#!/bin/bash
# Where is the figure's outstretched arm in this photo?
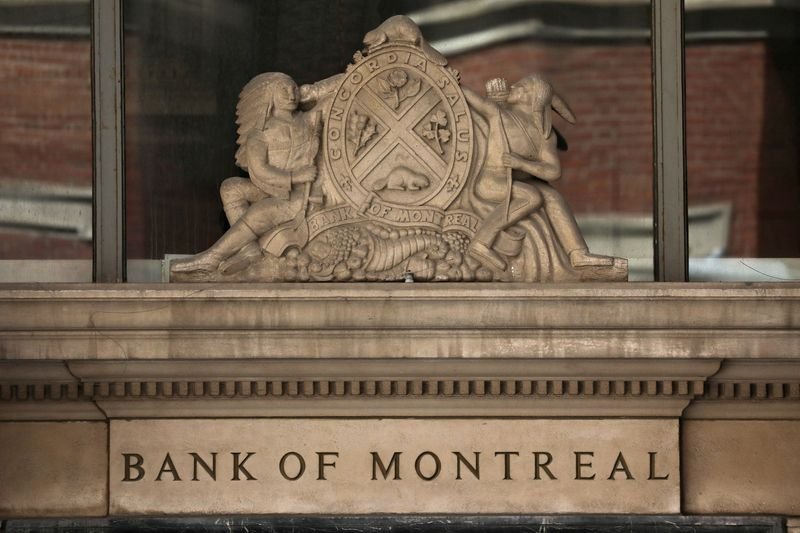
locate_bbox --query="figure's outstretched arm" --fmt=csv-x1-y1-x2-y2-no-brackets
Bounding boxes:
504,133,562,182
300,74,345,108
462,87,498,118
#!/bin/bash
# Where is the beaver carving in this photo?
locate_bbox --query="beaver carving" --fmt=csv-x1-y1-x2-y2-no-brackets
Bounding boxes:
372,166,430,192
362,15,447,66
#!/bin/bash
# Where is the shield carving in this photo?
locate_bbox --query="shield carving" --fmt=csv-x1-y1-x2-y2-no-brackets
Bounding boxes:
324,45,473,225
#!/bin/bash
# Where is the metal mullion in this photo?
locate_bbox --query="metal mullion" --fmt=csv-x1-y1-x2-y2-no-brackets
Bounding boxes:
91,0,126,282
652,0,688,281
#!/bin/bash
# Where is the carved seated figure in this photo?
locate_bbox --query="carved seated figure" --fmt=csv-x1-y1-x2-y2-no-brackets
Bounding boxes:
464,76,614,271
171,72,320,275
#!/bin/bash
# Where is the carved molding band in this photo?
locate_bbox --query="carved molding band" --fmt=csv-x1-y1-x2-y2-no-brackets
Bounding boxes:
0,377,708,402
683,360,800,419
704,382,800,401
1,359,798,420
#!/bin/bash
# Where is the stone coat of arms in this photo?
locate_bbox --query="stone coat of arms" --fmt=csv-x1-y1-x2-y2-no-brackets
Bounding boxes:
171,16,628,282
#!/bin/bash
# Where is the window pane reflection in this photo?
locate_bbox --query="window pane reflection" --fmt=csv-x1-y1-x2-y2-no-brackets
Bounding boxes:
0,0,92,281
125,0,653,281
687,3,800,281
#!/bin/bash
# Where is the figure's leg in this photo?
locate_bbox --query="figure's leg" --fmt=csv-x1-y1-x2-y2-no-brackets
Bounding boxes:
538,183,613,267
170,220,258,273
218,196,300,274
218,178,272,271
220,177,266,225
469,182,542,269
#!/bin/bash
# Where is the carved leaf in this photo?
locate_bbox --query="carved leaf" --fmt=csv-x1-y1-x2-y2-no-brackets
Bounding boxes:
347,115,362,144
421,124,436,140
439,130,451,143
403,78,421,99
378,78,392,95
432,110,447,126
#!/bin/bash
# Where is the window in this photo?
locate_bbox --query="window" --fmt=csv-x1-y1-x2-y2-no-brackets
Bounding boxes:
686,2,800,281
0,0,92,282
2,0,796,283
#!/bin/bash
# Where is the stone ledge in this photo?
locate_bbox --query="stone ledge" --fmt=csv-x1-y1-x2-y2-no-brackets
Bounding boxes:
1,283,799,360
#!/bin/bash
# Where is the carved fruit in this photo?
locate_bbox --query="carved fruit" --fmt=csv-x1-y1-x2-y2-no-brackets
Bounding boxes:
407,255,434,281
460,263,475,281
476,267,493,281
334,263,351,281
445,249,462,267
427,242,448,261
308,241,332,261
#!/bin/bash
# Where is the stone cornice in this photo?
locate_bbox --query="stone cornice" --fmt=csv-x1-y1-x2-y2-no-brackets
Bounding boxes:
1,284,798,420
1,283,799,360
684,360,800,419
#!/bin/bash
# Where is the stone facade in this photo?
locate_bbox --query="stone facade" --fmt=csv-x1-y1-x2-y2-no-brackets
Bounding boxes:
0,283,798,522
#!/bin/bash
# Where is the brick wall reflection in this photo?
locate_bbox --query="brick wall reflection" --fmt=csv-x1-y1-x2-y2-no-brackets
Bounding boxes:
0,37,92,259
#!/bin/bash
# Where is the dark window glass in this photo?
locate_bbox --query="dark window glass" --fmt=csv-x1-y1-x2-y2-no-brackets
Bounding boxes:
687,3,800,281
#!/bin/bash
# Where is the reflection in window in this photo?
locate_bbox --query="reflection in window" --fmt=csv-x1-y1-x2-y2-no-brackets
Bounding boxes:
687,2,800,281
0,0,92,281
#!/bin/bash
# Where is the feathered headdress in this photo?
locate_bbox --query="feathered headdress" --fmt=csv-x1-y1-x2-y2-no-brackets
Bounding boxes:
234,72,294,171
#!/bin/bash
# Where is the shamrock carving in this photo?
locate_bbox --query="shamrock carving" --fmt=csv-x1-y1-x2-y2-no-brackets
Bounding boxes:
421,110,451,155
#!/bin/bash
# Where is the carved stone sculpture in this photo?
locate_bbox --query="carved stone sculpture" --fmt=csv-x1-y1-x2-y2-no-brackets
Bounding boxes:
171,16,627,282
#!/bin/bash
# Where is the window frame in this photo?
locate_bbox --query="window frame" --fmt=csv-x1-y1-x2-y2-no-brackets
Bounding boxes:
92,0,125,282
651,0,688,282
